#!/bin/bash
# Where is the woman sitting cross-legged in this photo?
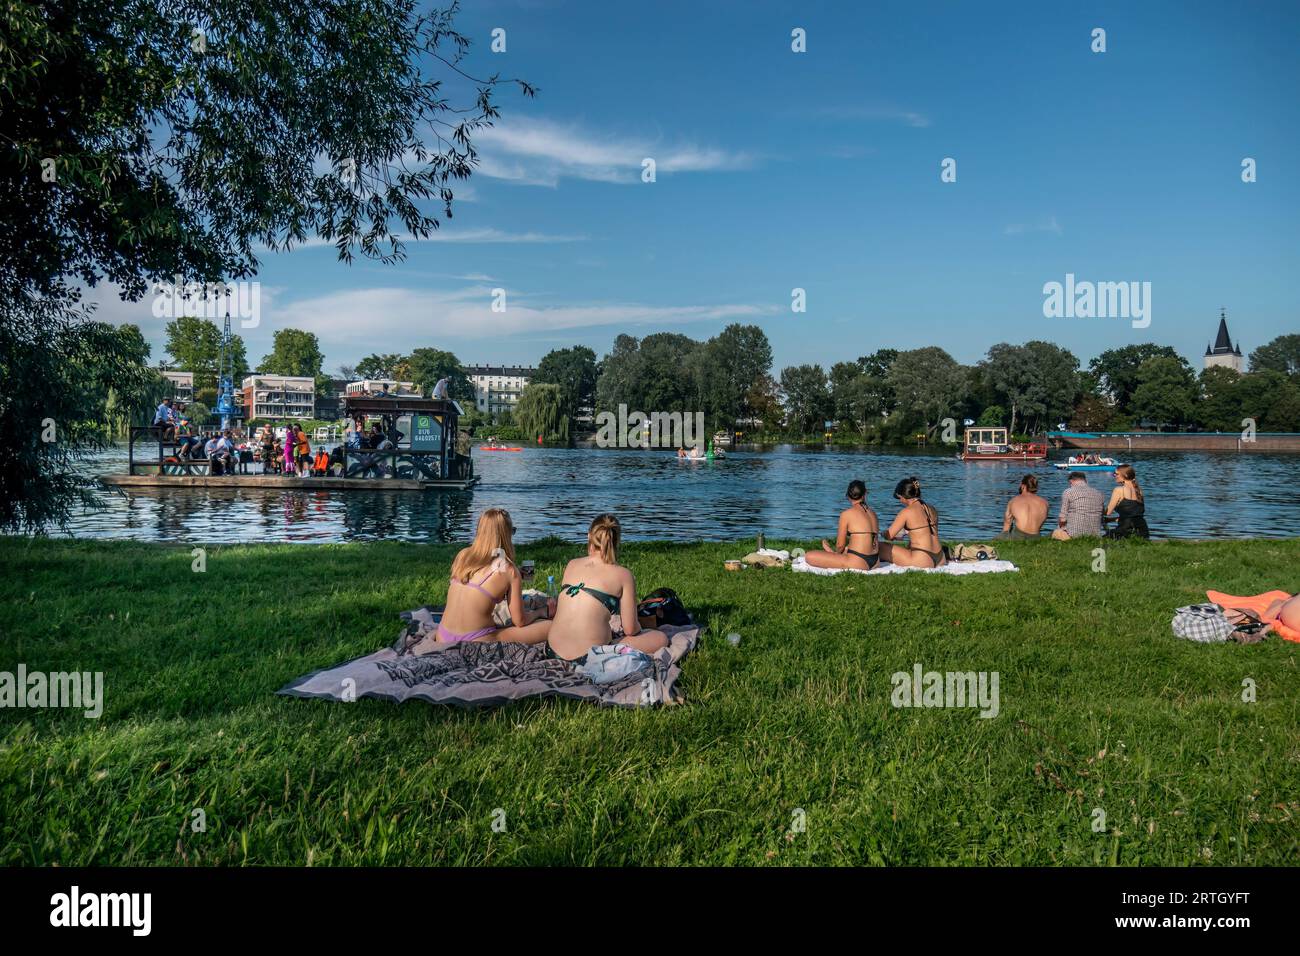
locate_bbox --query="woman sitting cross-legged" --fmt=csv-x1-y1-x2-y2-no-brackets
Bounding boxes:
878,477,948,568
435,507,552,645
545,514,667,665
804,479,881,570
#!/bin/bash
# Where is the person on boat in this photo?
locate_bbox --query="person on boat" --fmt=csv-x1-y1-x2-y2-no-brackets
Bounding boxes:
294,425,312,476
878,477,947,567
259,425,276,474
1051,472,1105,540
805,479,881,570
1104,464,1149,539
545,514,667,665
276,426,292,474
997,474,1048,539
153,398,177,442
435,508,552,645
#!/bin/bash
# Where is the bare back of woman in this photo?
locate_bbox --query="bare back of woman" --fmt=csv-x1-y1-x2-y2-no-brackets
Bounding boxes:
805,479,880,570
878,477,946,568
546,514,667,663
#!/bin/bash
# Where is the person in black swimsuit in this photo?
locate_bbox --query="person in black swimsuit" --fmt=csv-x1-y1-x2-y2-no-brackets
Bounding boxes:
1104,463,1150,539
879,477,947,567
805,479,881,570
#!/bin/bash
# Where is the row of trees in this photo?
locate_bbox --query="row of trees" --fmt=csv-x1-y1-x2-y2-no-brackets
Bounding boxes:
153,312,1300,443
504,332,1300,444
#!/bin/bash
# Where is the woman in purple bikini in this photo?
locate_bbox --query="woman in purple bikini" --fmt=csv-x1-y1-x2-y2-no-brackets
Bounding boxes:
435,508,552,645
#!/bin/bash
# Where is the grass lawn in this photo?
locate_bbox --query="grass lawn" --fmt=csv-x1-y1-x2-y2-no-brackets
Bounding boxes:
1,535,1297,866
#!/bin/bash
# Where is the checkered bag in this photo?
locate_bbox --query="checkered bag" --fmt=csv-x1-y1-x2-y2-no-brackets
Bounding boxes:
1171,604,1233,643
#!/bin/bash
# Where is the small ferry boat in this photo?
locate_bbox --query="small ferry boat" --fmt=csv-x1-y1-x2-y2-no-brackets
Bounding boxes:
959,427,1048,462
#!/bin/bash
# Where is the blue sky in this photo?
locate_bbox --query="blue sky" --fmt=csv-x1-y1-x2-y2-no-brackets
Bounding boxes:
95,0,1299,373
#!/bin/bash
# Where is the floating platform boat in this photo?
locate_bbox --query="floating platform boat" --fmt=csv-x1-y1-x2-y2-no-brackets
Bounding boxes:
110,396,480,491
101,474,479,491
959,427,1048,462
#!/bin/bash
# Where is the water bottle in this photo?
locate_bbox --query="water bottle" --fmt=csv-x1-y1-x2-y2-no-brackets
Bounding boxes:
756,531,765,552
546,575,556,599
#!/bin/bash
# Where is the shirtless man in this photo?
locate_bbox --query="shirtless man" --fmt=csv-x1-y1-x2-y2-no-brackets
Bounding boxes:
998,474,1049,539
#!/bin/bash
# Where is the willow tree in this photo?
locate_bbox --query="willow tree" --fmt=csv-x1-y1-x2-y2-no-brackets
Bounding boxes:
516,383,569,446
0,0,533,530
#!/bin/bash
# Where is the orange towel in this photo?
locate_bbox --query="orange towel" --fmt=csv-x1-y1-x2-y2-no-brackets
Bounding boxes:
1206,591,1300,643
1205,590,1291,621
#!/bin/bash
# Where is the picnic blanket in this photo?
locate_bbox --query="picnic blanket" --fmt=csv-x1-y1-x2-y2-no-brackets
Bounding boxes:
791,555,1019,576
277,606,699,709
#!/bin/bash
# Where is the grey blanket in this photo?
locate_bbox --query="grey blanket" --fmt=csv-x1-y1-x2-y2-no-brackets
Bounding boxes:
278,606,699,709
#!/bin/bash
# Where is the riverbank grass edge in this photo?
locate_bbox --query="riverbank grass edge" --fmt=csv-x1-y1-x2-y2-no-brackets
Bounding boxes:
1,536,1296,865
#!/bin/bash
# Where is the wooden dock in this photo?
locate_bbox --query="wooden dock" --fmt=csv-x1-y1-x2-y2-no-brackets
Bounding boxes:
101,474,479,491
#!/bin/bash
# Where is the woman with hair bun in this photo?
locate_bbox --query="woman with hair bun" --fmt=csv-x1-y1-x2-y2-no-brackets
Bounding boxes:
1104,464,1149,539
545,514,667,665
805,479,881,570
878,477,947,567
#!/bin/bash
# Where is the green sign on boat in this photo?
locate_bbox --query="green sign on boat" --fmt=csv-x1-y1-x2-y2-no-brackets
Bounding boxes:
411,414,440,451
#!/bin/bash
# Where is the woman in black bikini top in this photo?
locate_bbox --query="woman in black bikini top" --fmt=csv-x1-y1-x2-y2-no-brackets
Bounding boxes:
879,477,947,568
804,480,881,571
544,513,669,665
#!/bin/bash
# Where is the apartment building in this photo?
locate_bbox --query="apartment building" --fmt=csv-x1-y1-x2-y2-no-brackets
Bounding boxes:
242,375,316,420
160,370,194,404
464,364,535,417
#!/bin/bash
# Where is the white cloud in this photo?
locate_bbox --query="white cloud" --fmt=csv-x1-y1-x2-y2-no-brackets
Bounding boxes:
1004,216,1063,236
273,286,774,356
812,105,931,128
475,116,753,186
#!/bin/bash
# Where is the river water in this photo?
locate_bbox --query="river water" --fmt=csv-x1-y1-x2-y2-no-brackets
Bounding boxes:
38,443,1300,544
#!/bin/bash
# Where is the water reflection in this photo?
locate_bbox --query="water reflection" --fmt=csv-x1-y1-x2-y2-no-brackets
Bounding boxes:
45,444,1300,544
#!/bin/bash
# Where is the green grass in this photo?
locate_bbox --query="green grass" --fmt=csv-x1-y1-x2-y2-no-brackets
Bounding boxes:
1,535,1297,866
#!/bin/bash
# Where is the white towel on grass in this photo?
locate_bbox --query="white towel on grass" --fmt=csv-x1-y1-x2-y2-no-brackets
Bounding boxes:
791,555,1018,576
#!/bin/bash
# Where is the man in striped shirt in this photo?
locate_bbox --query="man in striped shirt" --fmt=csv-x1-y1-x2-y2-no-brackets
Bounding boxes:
1051,472,1106,540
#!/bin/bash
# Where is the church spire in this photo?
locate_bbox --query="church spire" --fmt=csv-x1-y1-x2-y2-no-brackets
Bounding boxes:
1211,308,1233,354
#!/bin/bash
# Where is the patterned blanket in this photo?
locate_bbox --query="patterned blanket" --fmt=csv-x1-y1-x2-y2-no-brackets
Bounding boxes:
791,555,1019,576
278,606,699,709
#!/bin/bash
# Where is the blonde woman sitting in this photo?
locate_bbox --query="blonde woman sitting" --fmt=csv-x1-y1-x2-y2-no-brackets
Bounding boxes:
435,508,552,645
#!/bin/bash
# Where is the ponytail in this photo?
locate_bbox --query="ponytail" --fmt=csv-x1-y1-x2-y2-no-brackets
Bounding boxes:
588,513,621,564
1116,464,1142,501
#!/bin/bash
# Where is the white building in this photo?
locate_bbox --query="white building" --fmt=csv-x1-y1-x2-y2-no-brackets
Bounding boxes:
160,370,194,403
464,364,535,417
1204,310,1244,373
345,380,422,398
242,375,316,420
